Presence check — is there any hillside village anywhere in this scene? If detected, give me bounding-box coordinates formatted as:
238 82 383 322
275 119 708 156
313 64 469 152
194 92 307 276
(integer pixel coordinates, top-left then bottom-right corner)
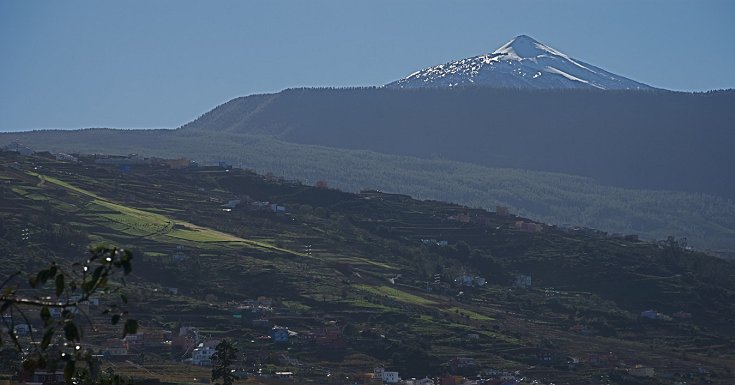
0 148 734 385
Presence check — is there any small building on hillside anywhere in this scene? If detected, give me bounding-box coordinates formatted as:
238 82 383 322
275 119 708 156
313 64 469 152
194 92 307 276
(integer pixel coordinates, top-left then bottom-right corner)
17 370 66 385
314 323 345 347
629 365 655 377
374 368 400 384
404 377 434 385
164 158 190 169
466 333 480 341
102 338 128 356
252 318 271 328
272 326 289 343
515 221 543 233
451 213 471 223
514 275 532 288
123 333 145 351
641 310 659 319
455 275 486 287
172 245 187 262
439 375 465 385
55 153 78 162
192 345 215 366
449 357 476 370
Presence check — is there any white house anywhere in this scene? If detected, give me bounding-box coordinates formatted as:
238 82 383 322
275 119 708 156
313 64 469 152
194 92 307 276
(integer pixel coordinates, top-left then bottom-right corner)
55 153 78 162
514 275 532 288
373 367 401 384
374 368 400 384
272 326 289 343
382 371 400 384
641 310 658 319
456 275 487 287
192 345 216 366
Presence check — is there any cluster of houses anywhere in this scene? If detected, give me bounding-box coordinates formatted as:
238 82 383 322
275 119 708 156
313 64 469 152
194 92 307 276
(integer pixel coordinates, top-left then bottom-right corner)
2 141 80 163
1 295 101 337
368 364 532 385
219 196 287 214
447 204 511 226
366 356 690 385
445 207 548 235
2 141 34 156
100 329 172 359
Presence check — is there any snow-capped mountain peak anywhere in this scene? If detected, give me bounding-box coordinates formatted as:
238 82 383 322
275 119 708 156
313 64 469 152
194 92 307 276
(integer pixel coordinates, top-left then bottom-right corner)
494 34 558 59
387 35 654 90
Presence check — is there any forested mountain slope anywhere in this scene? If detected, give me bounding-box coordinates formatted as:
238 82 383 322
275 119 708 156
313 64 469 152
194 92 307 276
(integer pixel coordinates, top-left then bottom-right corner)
2 128 735 252
181 88 735 199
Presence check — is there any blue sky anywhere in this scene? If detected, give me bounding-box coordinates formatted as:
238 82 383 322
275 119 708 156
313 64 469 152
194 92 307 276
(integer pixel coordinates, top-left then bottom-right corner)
1 0 733 131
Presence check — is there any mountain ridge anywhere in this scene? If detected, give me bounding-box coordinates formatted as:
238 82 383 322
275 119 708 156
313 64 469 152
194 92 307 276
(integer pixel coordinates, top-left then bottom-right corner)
3 88 735 252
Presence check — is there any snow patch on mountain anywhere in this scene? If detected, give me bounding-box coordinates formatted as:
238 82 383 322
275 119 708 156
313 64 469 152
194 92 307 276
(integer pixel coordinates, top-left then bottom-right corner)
387 35 654 90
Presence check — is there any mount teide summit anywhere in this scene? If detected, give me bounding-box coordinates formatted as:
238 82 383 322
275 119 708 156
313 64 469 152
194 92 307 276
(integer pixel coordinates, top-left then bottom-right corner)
387 35 654 90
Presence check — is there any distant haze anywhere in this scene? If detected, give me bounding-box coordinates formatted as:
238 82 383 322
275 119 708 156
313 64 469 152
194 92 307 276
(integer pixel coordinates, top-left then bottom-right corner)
1 0 734 131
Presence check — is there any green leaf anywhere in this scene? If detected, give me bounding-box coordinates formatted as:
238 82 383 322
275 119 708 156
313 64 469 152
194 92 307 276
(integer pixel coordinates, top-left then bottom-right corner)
41 328 54 349
64 322 80 342
120 293 128 304
64 360 76 383
123 319 138 337
55 275 65 297
40 306 51 325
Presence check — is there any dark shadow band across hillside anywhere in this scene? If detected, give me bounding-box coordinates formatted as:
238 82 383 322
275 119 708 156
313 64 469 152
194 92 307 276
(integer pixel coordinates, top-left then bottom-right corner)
1 128 734 253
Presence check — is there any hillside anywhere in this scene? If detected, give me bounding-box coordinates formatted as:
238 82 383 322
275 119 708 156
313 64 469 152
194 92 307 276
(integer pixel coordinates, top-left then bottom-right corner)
2 126 735 253
180 88 735 199
1 151 734 384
